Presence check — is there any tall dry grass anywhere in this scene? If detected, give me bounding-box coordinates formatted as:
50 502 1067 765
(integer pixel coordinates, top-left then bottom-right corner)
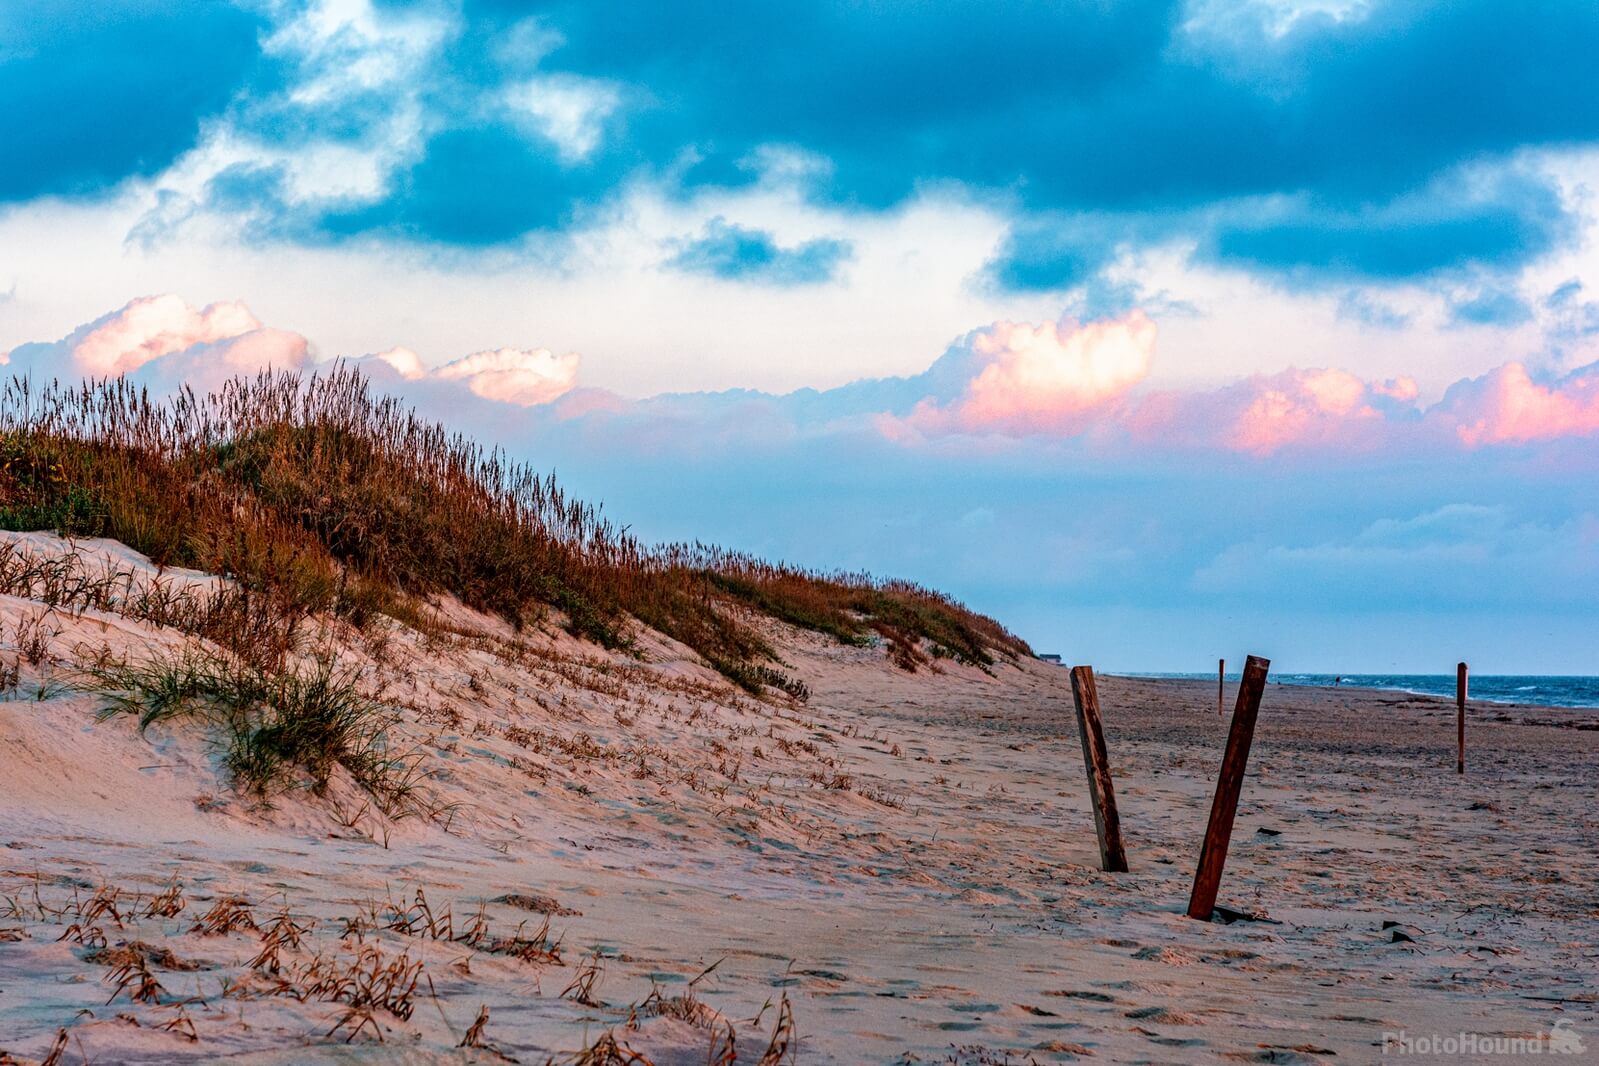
0 368 1028 689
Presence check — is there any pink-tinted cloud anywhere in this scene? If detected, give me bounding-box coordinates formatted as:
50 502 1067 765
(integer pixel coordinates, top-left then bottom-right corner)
136 328 313 394
889 305 1425 454
360 346 581 406
1225 368 1381 454
13 296 1599 458
1 295 310 388
370 346 428 380
51 294 259 376
1129 367 1424 455
433 348 580 406
1433 361 1599 446
2 297 581 412
902 311 1156 436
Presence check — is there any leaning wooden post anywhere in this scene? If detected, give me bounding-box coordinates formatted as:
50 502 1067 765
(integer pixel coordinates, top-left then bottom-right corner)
1457 662 1467 775
1069 666 1129 873
1187 654 1270 920
1218 658 1225 717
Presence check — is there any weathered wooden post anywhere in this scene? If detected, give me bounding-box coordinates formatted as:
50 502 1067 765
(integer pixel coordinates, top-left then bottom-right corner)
1457 662 1467 775
1218 658 1225 717
1069 666 1129 873
1187 654 1270 920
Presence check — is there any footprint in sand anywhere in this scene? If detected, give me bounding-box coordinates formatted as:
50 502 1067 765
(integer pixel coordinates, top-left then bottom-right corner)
1125 1005 1205 1025
1132 945 1198 965
1044 989 1118 1003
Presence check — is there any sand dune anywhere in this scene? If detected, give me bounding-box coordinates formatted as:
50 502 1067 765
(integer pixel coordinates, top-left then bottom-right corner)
0 533 1595 1063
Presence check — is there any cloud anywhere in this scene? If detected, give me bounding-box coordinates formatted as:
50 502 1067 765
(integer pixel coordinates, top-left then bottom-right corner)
981 218 1130 294
341 299 1599 455
1191 504 1599 611
23 0 1588 294
0 295 582 414
1208 167 1570 283
0 295 307 387
899 311 1156 436
431 348 581 406
1126 367 1421 455
64 295 261 377
458 0 1587 292
370 347 428 380
1335 290 1413 330
134 329 313 395
318 124 612 245
1542 279 1599 349
503 74 623 163
665 218 852 286
360 345 580 407
1434 361 1599 446
0 1 266 202
9 293 1599 673
1449 287 1534 328
1222 369 1385 455
17 296 1599 460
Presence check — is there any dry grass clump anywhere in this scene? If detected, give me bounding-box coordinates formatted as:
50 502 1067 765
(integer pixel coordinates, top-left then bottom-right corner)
190 896 260 937
485 915 565 966
0 369 1026 690
105 953 167 1005
458 1004 517 1061
755 992 798 1065
0 542 299 670
702 559 1029 670
569 1029 656 1065
561 951 605 1007
630 961 738 1064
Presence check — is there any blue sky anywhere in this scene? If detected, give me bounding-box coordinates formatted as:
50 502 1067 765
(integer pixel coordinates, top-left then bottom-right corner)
3 0 1599 671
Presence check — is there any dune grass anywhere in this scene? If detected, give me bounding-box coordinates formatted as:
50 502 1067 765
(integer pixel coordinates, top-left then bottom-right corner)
86 649 427 814
0 369 1028 690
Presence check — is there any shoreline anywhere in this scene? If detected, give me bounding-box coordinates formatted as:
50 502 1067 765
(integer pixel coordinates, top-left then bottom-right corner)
1106 670 1599 712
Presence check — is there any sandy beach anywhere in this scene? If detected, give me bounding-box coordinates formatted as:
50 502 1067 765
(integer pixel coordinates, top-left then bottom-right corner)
0 534 1594 1064
12 2 1599 1060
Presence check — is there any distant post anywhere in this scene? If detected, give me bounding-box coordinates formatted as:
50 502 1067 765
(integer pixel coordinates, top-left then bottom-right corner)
1187 654 1270 920
1069 666 1129 873
1218 658 1225 717
1457 662 1467 775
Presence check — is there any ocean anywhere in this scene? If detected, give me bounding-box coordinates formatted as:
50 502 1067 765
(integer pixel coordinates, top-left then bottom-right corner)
1118 672 1599 710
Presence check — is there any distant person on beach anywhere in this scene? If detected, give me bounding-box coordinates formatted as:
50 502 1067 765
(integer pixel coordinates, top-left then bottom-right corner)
1334 676 1341 687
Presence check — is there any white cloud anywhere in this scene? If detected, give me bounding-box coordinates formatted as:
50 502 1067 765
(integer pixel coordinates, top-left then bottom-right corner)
503 74 622 163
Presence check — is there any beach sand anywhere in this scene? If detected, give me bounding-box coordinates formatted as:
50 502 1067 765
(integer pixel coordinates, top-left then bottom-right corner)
1 534 1595 1063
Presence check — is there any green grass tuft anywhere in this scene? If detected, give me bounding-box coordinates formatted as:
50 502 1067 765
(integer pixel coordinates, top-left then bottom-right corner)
86 649 428 815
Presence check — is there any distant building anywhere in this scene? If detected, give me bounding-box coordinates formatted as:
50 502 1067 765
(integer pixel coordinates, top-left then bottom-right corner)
1037 653 1062 664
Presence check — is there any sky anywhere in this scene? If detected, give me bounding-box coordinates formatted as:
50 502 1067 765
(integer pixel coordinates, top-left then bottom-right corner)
3 0 1599 673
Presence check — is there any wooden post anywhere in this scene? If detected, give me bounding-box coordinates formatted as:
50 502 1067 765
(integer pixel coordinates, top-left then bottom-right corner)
1457 662 1467 775
1218 658 1225 717
1187 654 1270 920
1069 666 1129 873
